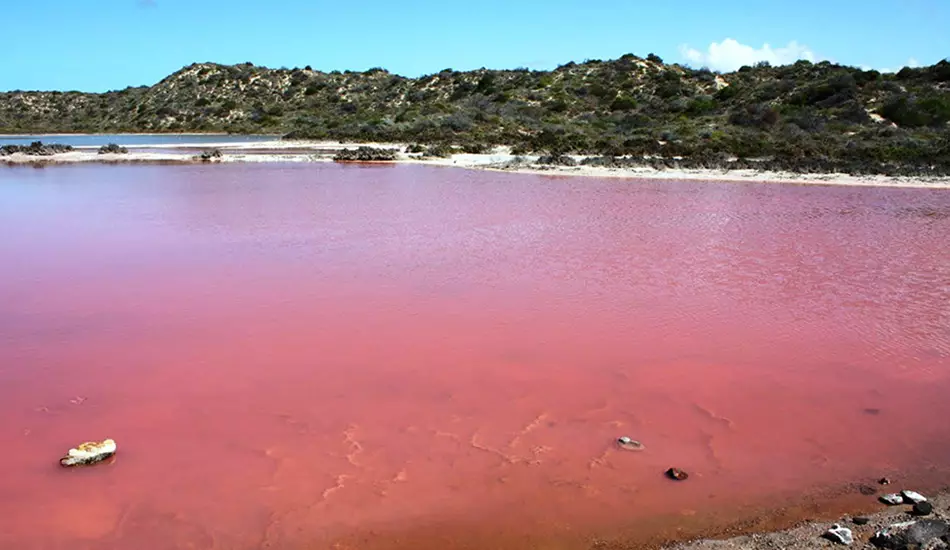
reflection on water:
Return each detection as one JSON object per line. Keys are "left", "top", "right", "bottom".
{"left": 1, "top": 164, "right": 949, "bottom": 550}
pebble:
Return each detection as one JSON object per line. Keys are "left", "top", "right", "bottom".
{"left": 852, "top": 517, "right": 870, "bottom": 525}
{"left": 912, "top": 501, "right": 933, "bottom": 516}
{"left": 878, "top": 477, "right": 891, "bottom": 485}
{"left": 880, "top": 493, "right": 904, "bottom": 505}
{"left": 823, "top": 524, "right": 854, "bottom": 545}
{"left": 666, "top": 467, "right": 689, "bottom": 481}
{"left": 901, "top": 490, "right": 927, "bottom": 503}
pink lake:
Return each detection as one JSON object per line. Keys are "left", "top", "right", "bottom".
{"left": 1, "top": 163, "right": 949, "bottom": 549}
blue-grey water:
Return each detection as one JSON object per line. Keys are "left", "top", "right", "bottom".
{"left": 0, "top": 134, "right": 275, "bottom": 147}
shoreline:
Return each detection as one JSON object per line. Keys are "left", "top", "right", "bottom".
{"left": 663, "top": 490, "right": 950, "bottom": 549}
{"left": 3, "top": 140, "right": 950, "bottom": 190}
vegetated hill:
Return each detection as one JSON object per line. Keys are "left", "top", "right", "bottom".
{"left": 2, "top": 54, "right": 950, "bottom": 174}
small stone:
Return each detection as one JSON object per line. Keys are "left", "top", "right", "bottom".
{"left": 666, "top": 467, "right": 688, "bottom": 481}
{"left": 60, "top": 439, "right": 116, "bottom": 467}
{"left": 880, "top": 493, "right": 904, "bottom": 505}
{"left": 901, "top": 490, "right": 927, "bottom": 504}
{"left": 878, "top": 477, "right": 891, "bottom": 485}
{"left": 912, "top": 501, "right": 933, "bottom": 516}
{"left": 853, "top": 517, "right": 871, "bottom": 525}
{"left": 616, "top": 437, "right": 645, "bottom": 451}
{"left": 823, "top": 524, "right": 854, "bottom": 545}
{"left": 858, "top": 484, "right": 877, "bottom": 496}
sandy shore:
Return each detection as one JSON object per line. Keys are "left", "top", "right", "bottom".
{"left": 3, "top": 140, "right": 950, "bottom": 189}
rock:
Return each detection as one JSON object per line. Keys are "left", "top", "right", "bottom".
{"left": 823, "top": 524, "right": 854, "bottom": 545}
{"left": 912, "top": 501, "right": 933, "bottom": 516}
{"left": 858, "top": 484, "right": 877, "bottom": 495}
{"left": 616, "top": 436, "right": 645, "bottom": 451}
{"left": 853, "top": 517, "right": 871, "bottom": 525}
{"left": 901, "top": 490, "right": 927, "bottom": 503}
{"left": 666, "top": 467, "right": 688, "bottom": 481}
{"left": 907, "top": 519, "right": 949, "bottom": 545}
{"left": 97, "top": 143, "right": 128, "bottom": 155}
{"left": 878, "top": 477, "right": 891, "bottom": 485}
{"left": 870, "top": 519, "right": 949, "bottom": 549}
{"left": 60, "top": 439, "right": 116, "bottom": 467}
{"left": 880, "top": 493, "right": 904, "bottom": 505}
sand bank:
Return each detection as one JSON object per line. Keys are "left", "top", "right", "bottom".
{"left": 3, "top": 140, "right": 950, "bottom": 189}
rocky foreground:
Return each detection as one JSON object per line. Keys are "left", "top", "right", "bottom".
{"left": 666, "top": 491, "right": 949, "bottom": 550}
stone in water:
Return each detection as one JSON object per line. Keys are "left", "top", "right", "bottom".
{"left": 666, "top": 467, "right": 689, "bottom": 481}
{"left": 616, "top": 436, "right": 645, "bottom": 451}
{"left": 60, "top": 439, "right": 116, "bottom": 467}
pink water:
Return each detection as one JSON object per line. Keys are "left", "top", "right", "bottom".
{"left": 1, "top": 164, "right": 949, "bottom": 549}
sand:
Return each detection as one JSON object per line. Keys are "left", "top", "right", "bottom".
{"left": 3, "top": 141, "right": 949, "bottom": 189}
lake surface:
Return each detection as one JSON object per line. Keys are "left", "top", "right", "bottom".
{"left": 0, "top": 134, "right": 275, "bottom": 147}
{"left": 1, "top": 164, "right": 949, "bottom": 550}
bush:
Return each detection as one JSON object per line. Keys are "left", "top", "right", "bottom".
{"left": 423, "top": 144, "right": 453, "bottom": 158}
{"left": 536, "top": 153, "right": 577, "bottom": 166}
{"left": 610, "top": 95, "right": 637, "bottom": 111}
{"left": 879, "top": 94, "right": 950, "bottom": 127}
{"left": 98, "top": 143, "right": 128, "bottom": 154}
{"left": 0, "top": 141, "right": 73, "bottom": 156}
{"left": 333, "top": 146, "right": 397, "bottom": 162}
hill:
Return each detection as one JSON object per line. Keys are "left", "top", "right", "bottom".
{"left": 2, "top": 54, "right": 950, "bottom": 175}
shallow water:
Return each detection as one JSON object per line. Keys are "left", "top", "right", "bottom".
{"left": 1, "top": 164, "right": 949, "bottom": 550}
{"left": 0, "top": 134, "right": 274, "bottom": 147}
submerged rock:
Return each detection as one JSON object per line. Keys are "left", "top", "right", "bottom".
{"left": 60, "top": 439, "right": 116, "bottom": 467}
{"left": 901, "top": 490, "right": 927, "bottom": 503}
{"left": 823, "top": 524, "right": 854, "bottom": 545}
{"left": 853, "top": 517, "right": 871, "bottom": 525}
{"left": 616, "top": 436, "right": 645, "bottom": 451}
{"left": 880, "top": 493, "right": 904, "bottom": 505}
{"left": 665, "top": 467, "right": 689, "bottom": 481}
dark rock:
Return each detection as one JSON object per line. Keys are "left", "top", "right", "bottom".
{"left": 665, "top": 467, "right": 688, "bottom": 481}
{"left": 912, "top": 501, "right": 933, "bottom": 516}
{"left": 98, "top": 143, "right": 128, "bottom": 155}
{"left": 859, "top": 484, "right": 878, "bottom": 495}
{"left": 879, "top": 477, "right": 891, "bottom": 485}
{"left": 195, "top": 149, "right": 224, "bottom": 162}
{"left": 853, "top": 517, "right": 871, "bottom": 525}
{"left": 0, "top": 141, "right": 73, "bottom": 156}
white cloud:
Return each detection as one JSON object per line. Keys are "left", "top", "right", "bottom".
{"left": 874, "top": 58, "right": 923, "bottom": 74}
{"left": 679, "top": 38, "right": 817, "bottom": 72}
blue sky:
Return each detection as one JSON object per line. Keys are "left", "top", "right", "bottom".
{"left": 2, "top": 0, "right": 948, "bottom": 92}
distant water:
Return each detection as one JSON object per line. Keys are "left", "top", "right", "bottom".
{"left": 1, "top": 163, "right": 949, "bottom": 550}
{"left": 0, "top": 134, "right": 275, "bottom": 147}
